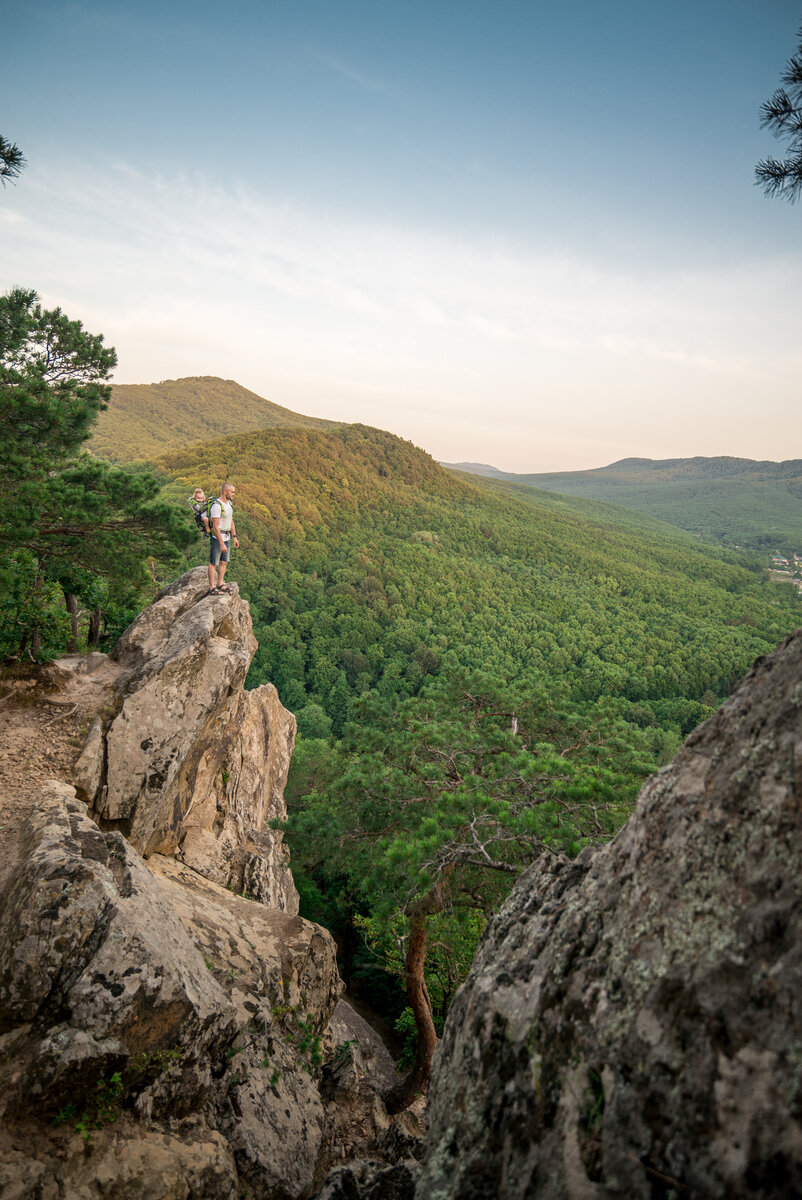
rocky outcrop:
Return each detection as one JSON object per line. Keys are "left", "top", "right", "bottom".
{"left": 0, "top": 783, "right": 239, "bottom": 1115}
{"left": 74, "top": 567, "right": 298, "bottom": 912}
{"left": 0, "top": 568, "right": 420, "bottom": 1199}
{"left": 0, "top": 780, "right": 341, "bottom": 1198}
{"left": 418, "top": 629, "right": 802, "bottom": 1199}
{"left": 0, "top": 571, "right": 354, "bottom": 1198}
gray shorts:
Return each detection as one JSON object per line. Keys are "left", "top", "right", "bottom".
{"left": 210, "top": 535, "right": 230, "bottom": 565}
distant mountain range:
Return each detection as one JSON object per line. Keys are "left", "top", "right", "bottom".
{"left": 442, "top": 457, "right": 802, "bottom": 555}
{"left": 90, "top": 376, "right": 337, "bottom": 462}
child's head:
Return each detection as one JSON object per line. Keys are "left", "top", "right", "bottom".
{"left": 193, "top": 488, "right": 206, "bottom": 502}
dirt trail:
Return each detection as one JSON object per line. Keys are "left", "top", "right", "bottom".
{"left": 0, "top": 656, "right": 120, "bottom": 902}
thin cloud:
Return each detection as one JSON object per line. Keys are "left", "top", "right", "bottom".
{"left": 2, "top": 160, "right": 800, "bottom": 469}
{"left": 305, "top": 48, "right": 390, "bottom": 93}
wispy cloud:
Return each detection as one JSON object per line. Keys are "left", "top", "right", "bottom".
{"left": 2, "top": 160, "right": 800, "bottom": 469}
{"left": 305, "top": 48, "right": 390, "bottom": 93}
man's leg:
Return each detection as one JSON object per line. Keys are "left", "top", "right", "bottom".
{"left": 216, "top": 539, "right": 231, "bottom": 588}
{"left": 209, "top": 536, "right": 222, "bottom": 591}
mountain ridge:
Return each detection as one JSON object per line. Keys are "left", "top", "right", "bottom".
{"left": 153, "top": 421, "right": 802, "bottom": 725}
{"left": 444, "top": 454, "right": 802, "bottom": 483}
{"left": 90, "top": 375, "right": 339, "bottom": 462}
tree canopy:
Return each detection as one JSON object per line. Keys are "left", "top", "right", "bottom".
{"left": 288, "top": 669, "right": 658, "bottom": 1105}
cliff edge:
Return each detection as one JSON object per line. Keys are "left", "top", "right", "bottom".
{"left": 417, "top": 628, "right": 802, "bottom": 1199}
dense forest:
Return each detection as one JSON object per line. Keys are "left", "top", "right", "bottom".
{"left": 0, "top": 291, "right": 191, "bottom": 662}
{"left": 448, "top": 455, "right": 802, "bottom": 557}
{"left": 161, "top": 426, "right": 798, "bottom": 726}
{"left": 156, "top": 421, "right": 802, "bottom": 1065}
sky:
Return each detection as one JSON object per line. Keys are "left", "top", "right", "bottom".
{"left": 2, "top": 0, "right": 801, "bottom": 471}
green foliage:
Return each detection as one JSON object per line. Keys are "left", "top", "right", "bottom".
{"left": 393, "top": 1007, "right": 420, "bottom": 1070}
{"left": 128, "top": 1047, "right": 183, "bottom": 1080}
{"left": 360, "top": 905, "right": 486, "bottom": 1023}
{"left": 332, "top": 1039, "right": 358, "bottom": 1068}
{"left": 0, "top": 135, "right": 26, "bottom": 184}
{"left": 0, "top": 287, "right": 115, "bottom": 483}
{"left": 269, "top": 1005, "right": 324, "bottom": 1071}
{"left": 53, "top": 1070, "right": 124, "bottom": 1146}
{"left": 0, "top": 289, "right": 192, "bottom": 660}
{"left": 159, "top": 425, "right": 800, "bottom": 731}
{"left": 287, "top": 669, "right": 662, "bottom": 1017}
{"left": 461, "top": 457, "right": 802, "bottom": 558}
{"left": 0, "top": 552, "right": 72, "bottom": 661}
{"left": 296, "top": 702, "right": 333, "bottom": 740}
{"left": 756, "top": 27, "right": 802, "bottom": 202}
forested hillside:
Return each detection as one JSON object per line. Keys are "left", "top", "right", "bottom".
{"left": 162, "top": 428, "right": 799, "bottom": 721}
{"left": 90, "top": 375, "right": 337, "bottom": 461}
{"left": 445, "top": 455, "right": 802, "bottom": 556}
{"left": 157, "top": 422, "right": 802, "bottom": 1056}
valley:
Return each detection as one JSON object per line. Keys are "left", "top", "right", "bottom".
{"left": 443, "top": 454, "right": 802, "bottom": 560}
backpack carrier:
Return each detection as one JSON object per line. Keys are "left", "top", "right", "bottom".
{"left": 189, "top": 497, "right": 210, "bottom": 536}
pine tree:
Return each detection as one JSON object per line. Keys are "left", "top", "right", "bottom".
{"left": 756, "top": 27, "right": 802, "bottom": 201}
{"left": 0, "top": 289, "right": 191, "bottom": 658}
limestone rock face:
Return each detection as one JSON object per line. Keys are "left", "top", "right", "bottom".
{"left": 316, "top": 1159, "right": 420, "bottom": 1200}
{"left": 82, "top": 567, "right": 298, "bottom": 913}
{"left": 0, "top": 569, "right": 419, "bottom": 1199}
{"left": 0, "top": 782, "right": 240, "bottom": 1122}
{"left": 0, "top": 782, "right": 342, "bottom": 1199}
{"left": 149, "top": 856, "right": 342, "bottom": 1033}
{"left": 418, "top": 629, "right": 802, "bottom": 1200}
{"left": 0, "top": 1128, "right": 240, "bottom": 1200}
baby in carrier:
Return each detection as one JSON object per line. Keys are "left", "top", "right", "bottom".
{"left": 189, "top": 488, "right": 211, "bottom": 536}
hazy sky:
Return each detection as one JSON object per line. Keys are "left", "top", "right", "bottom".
{"left": 3, "top": 0, "right": 801, "bottom": 470}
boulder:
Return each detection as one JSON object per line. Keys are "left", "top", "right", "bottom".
{"left": 148, "top": 856, "right": 341, "bottom": 1032}
{"left": 0, "top": 1126, "right": 239, "bottom": 1200}
{"left": 317, "top": 1001, "right": 424, "bottom": 1173}
{"left": 418, "top": 629, "right": 802, "bottom": 1200}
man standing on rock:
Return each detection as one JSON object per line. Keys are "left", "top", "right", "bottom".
{"left": 208, "top": 482, "right": 239, "bottom": 595}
